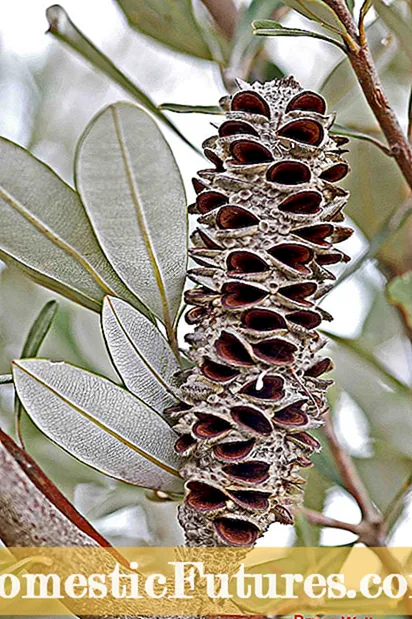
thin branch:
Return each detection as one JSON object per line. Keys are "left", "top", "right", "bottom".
{"left": 323, "top": 415, "right": 383, "bottom": 527}
{"left": 200, "top": 0, "right": 238, "bottom": 39}
{"left": 299, "top": 506, "right": 361, "bottom": 535}
{"left": 323, "top": 0, "right": 412, "bottom": 192}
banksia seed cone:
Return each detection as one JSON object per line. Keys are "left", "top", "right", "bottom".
{"left": 168, "top": 76, "right": 352, "bottom": 547}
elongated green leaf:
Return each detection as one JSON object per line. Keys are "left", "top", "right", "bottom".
{"left": 46, "top": 5, "right": 196, "bottom": 152}
{"left": 20, "top": 301, "right": 58, "bottom": 359}
{"left": 15, "top": 300, "right": 59, "bottom": 442}
{"left": 75, "top": 102, "right": 187, "bottom": 328}
{"left": 252, "top": 19, "right": 345, "bottom": 49}
{"left": 114, "top": 0, "right": 213, "bottom": 60}
{"left": 387, "top": 271, "right": 412, "bottom": 328}
{"left": 331, "top": 122, "right": 391, "bottom": 154}
{"left": 331, "top": 342, "right": 412, "bottom": 459}
{"left": 102, "top": 296, "right": 179, "bottom": 412}
{"left": 0, "top": 138, "right": 146, "bottom": 315}
{"left": 12, "top": 359, "right": 183, "bottom": 493}
{"left": 231, "top": 0, "right": 284, "bottom": 73}
{"left": 262, "top": 0, "right": 347, "bottom": 33}
{"left": 374, "top": 0, "right": 412, "bottom": 66}
{"left": 158, "top": 103, "right": 222, "bottom": 114}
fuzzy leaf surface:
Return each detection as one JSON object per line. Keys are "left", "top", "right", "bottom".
{"left": 76, "top": 103, "right": 187, "bottom": 325}
{"left": 13, "top": 359, "right": 183, "bottom": 493}
{"left": 102, "top": 296, "right": 179, "bottom": 412}
{"left": 0, "top": 138, "right": 144, "bottom": 314}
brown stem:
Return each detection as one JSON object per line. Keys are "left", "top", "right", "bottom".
{"left": 323, "top": 415, "right": 382, "bottom": 525}
{"left": 200, "top": 0, "right": 238, "bottom": 39}
{"left": 323, "top": 0, "right": 412, "bottom": 191}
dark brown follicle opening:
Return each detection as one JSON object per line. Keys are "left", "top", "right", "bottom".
{"left": 320, "top": 162, "right": 349, "bottom": 182}
{"left": 197, "top": 190, "right": 228, "bottom": 214}
{"left": 278, "top": 190, "right": 322, "bottom": 215}
{"left": 222, "top": 282, "right": 268, "bottom": 309}
{"left": 192, "top": 178, "right": 208, "bottom": 194}
{"left": 267, "top": 161, "right": 311, "bottom": 185}
{"left": 286, "top": 310, "right": 322, "bottom": 329}
{"left": 288, "top": 431, "right": 321, "bottom": 452}
{"left": 241, "top": 308, "right": 287, "bottom": 331}
{"left": 273, "top": 504, "right": 294, "bottom": 525}
{"left": 293, "top": 224, "right": 333, "bottom": 246}
{"left": 278, "top": 282, "right": 317, "bottom": 305}
{"left": 219, "top": 120, "right": 259, "bottom": 138}
{"left": 201, "top": 358, "right": 239, "bottom": 382}
{"left": 231, "top": 406, "right": 273, "bottom": 435}
{"left": 215, "top": 331, "right": 254, "bottom": 367}
{"left": 214, "top": 517, "right": 260, "bottom": 546}
{"left": 240, "top": 375, "right": 284, "bottom": 401}
{"left": 228, "top": 490, "right": 270, "bottom": 510}
{"left": 231, "top": 90, "right": 271, "bottom": 119}
{"left": 253, "top": 338, "right": 297, "bottom": 365}
{"left": 274, "top": 401, "right": 309, "bottom": 427}
{"left": 175, "top": 434, "right": 196, "bottom": 454}
{"left": 227, "top": 250, "right": 269, "bottom": 275}
{"left": 193, "top": 414, "right": 232, "bottom": 439}
{"left": 316, "top": 252, "right": 342, "bottom": 265}
{"left": 279, "top": 119, "right": 324, "bottom": 147}
{"left": 304, "top": 357, "right": 333, "bottom": 377}
{"left": 230, "top": 140, "right": 273, "bottom": 165}
{"left": 268, "top": 243, "right": 313, "bottom": 274}
{"left": 223, "top": 461, "right": 270, "bottom": 483}
{"left": 186, "top": 481, "right": 227, "bottom": 511}
{"left": 217, "top": 205, "right": 259, "bottom": 230}
{"left": 286, "top": 91, "right": 326, "bottom": 115}
{"left": 204, "top": 148, "right": 224, "bottom": 171}
{"left": 197, "top": 229, "right": 223, "bottom": 250}
{"left": 213, "top": 439, "right": 255, "bottom": 461}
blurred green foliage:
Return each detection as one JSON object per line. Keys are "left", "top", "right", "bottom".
{"left": 0, "top": 0, "right": 411, "bottom": 550}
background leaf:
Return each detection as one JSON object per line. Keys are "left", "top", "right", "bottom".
{"left": 114, "top": 0, "right": 214, "bottom": 60}
{"left": 387, "top": 271, "right": 412, "bottom": 327}
{"left": 0, "top": 138, "right": 146, "bottom": 314}
{"left": 14, "top": 300, "right": 59, "bottom": 444}
{"left": 102, "top": 296, "right": 179, "bottom": 413}
{"left": 46, "top": 4, "right": 196, "bottom": 151}
{"left": 75, "top": 102, "right": 187, "bottom": 329}
{"left": 13, "top": 359, "right": 183, "bottom": 493}
{"left": 253, "top": 19, "right": 345, "bottom": 48}
{"left": 273, "top": 0, "right": 347, "bottom": 33}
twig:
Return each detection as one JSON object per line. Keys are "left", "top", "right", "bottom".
{"left": 200, "top": 0, "right": 238, "bottom": 39}
{"left": 323, "top": 416, "right": 383, "bottom": 529}
{"left": 322, "top": 0, "right": 412, "bottom": 192}
{"left": 299, "top": 506, "right": 361, "bottom": 535}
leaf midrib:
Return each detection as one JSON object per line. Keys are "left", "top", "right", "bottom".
{"left": 0, "top": 184, "right": 116, "bottom": 296}
{"left": 106, "top": 297, "right": 177, "bottom": 396}
{"left": 13, "top": 361, "right": 180, "bottom": 478}
{"left": 110, "top": 106, "right": 173, "bottom": 328}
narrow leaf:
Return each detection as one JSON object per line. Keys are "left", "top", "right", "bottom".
{"left": 387, "top": 271, "right": 412, "bottom": 328}
{"left": 0, "top": 374, "right": 13, "bottom": 385}
{"left": 75, "top": 102, "right": 188, "bottom": 331}
{"left": 102, "top": 296, "right": 179, "bottom": 412}
{"left": 15, "top": 300, "right": 59, "bottom": 445}
{"left": 13, "top": 359, "right": 183, "bottom": 492}
{"left": 114, "top": 0, "right": 214, "bottom": 60}
{"left": 0, "top": 138, "right": 147, "bottom": 315}
{"left": 252, "top": 20, "right": 346, "bottom": 49}
{"left": 331, "top": 123, "right": 391, "bottom": 155}
{"left": 255, "top": 0, "right": 348, "bottom": 34}
{"left": 374, "top": 0, "right": 412, "bottom": 67}
{"left": 46, "top": 5, "right": 197, "bottom": 152}
{"left": 158, "top": 103, "right": 222, "bottom": 114}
